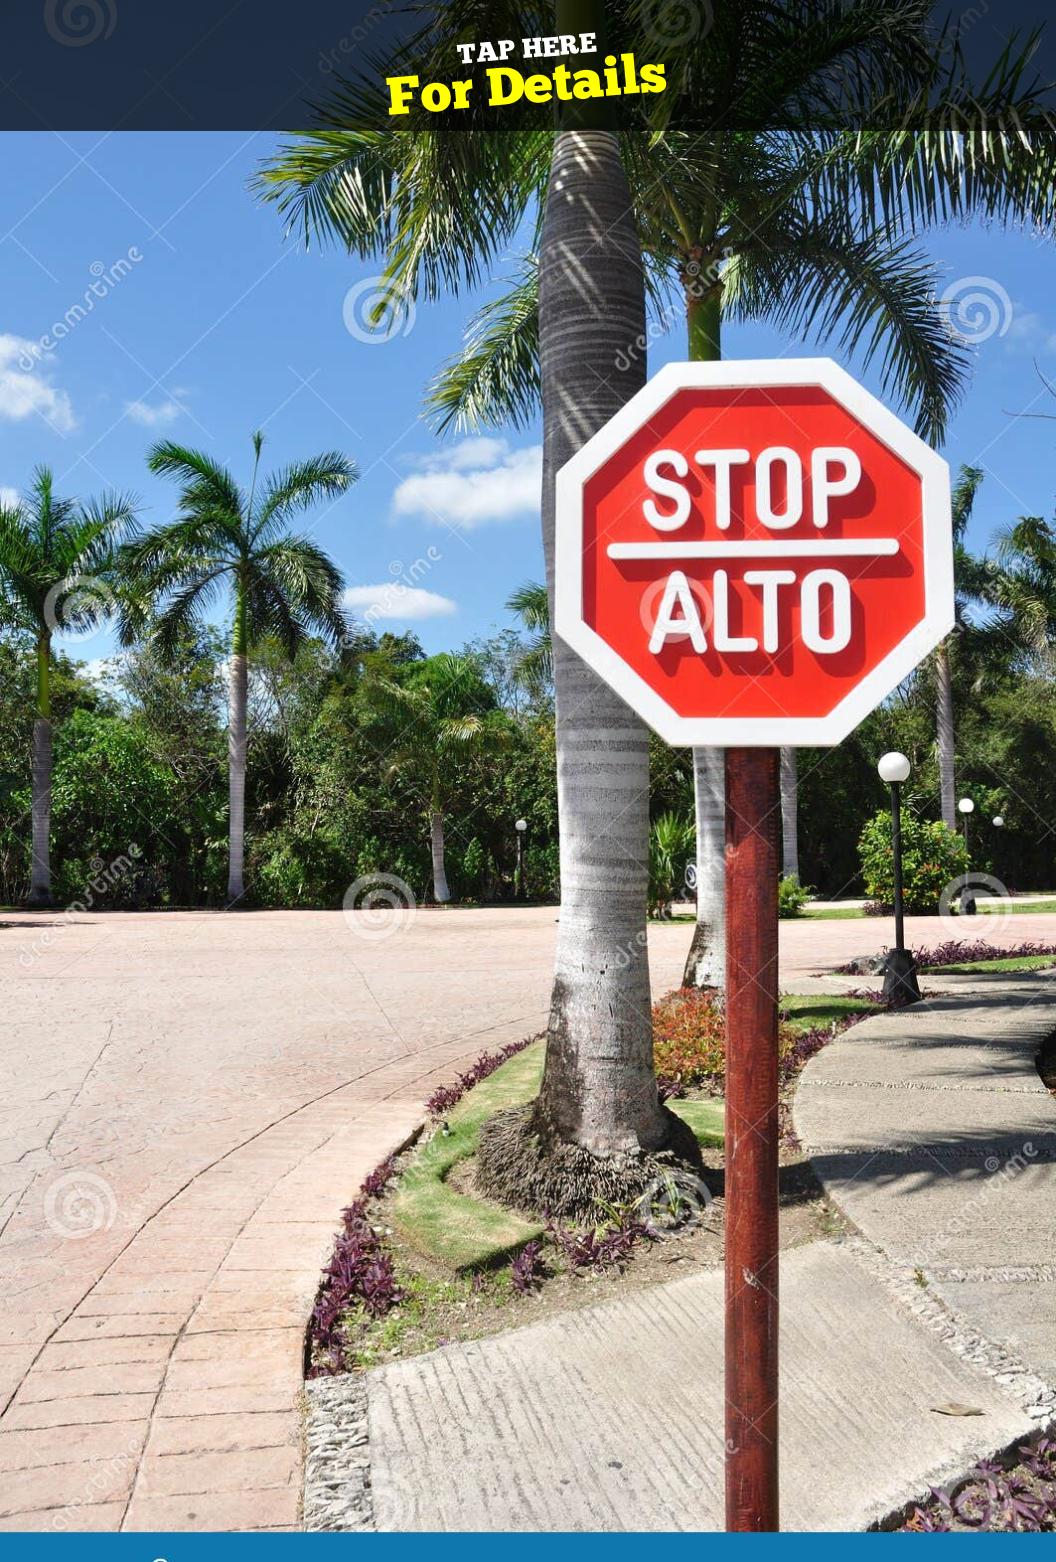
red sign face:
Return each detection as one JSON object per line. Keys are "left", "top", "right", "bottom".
{"left": 555, "top": 360, "right": 953, "bottom": 747}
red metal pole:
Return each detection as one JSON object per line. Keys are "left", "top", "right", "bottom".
{"left": 724, "top": 746, "right": 780, "bottom": 1532}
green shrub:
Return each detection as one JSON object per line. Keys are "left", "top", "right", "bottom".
{"left": 778, "top": 874, "right": 810, "bottom": 918}
{"left": 858, "top": 809, "right": 968, "bottom": 914}
{"left": 649, "top": 812, "right": 694, "bottom": 917}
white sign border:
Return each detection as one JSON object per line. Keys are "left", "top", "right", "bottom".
{"left": 555, "top": 357, "right": 953, "bottom": 747}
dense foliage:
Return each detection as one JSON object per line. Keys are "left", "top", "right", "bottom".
{"left": 2, "top": 595, "right": 1056, "bottom": 909}
{"left": 858, "top": 809, "right": 970, "bottom": 914}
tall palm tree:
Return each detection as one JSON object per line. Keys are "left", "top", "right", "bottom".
{"left": 934, "top": 466, "right": 985, "bottom": 825}
{"left": 477, "top": 123, "right": 702, "bottom": 1213}
{"left": 256, "top": 2, "right": 1056, "bottom": 1197}
{"left": 122, "top": 435, "right": 357, "bottom": 903}
{"left": 0, "top": 470, "right": 138, "bottom": 905}
{"left": 365, "top": 651, "right": 510, "bottom": 902}
{"left": 506, "top": 580, "right": 553, "bottom": 702}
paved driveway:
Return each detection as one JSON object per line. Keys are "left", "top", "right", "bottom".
{"left": 1, "top": 904, "right": 1053, "bottom": 1529}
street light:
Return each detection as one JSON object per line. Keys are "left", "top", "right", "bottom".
{"left": 515, "top": 818, "right": 527, "bottom": 901}
{"left": 877, "top": 752, "right": 921, "bottom": 1006}
{"left": 993, "top": 815, "right": 1004, "bottom": 828}
{"left": 958, "top": 797, "right": 976, "bottom": 915}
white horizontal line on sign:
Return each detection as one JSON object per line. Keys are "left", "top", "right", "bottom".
{"left": 607, "top": 538, "right": 900, "bottom": 559}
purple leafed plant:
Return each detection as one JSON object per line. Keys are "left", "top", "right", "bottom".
{"left": 899, "top": 1432, "right": 1056, "bottom": 1532}
{"left": 307, "top": 1155, "right": 408, "bottom": 1375}
{"left": 546, "top": 1213, "right": 645, "bottom": 1271}
{"left": 913, "top": 938, "right": 1056, "bottom": 970}
{"left": 509, "top": 1239, "right": 545, "bottom": 1294}
{"left": 425, "top": 1036, "right": 536, "bottom": 1118}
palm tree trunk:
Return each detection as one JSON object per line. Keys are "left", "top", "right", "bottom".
{"left": 27, "top": 634, "right": 52, "bottom": 907}
{"left": 780, "top": 747, "right": 800, "bottom": 880}
{"left": 683, "top": 747, "right": 726, "bottom": 987}
{"left": 935, "top": 639, "right": 956, "bottom": 829}
{"left": 429, "top": 810, "right": 451, "bottom": 904}
{"left": 227, "top": 598, "right": 248, "bottom": 903}
{"left": 682, "top": 280, "right": 728, "bottom": 987}
{"left": 476, "top": 126, "right": 699, "bottom": 1215}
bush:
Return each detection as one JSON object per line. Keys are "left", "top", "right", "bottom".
{"left": 778, "top": 874, "right": 810, "bottom": 918}
{"left": 858, "top": 809, "right": 968, "bottom": 915}
{"left": 651, "top": 988, "right": 864, "bottom": 1098}
{"left": 649, "top": 812, "right": 694, "bottom": 918}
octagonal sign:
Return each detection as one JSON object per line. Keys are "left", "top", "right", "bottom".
{"left": 555, "top": 358, "right": 953, "bottom": 746}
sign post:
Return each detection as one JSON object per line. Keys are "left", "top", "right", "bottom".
{"left": 555, "top": 358, "right": 953, "bottom": 1531}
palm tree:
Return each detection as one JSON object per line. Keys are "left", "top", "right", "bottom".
{"left": 0, "top": 470, "right": 138, "bottom": 905}
{"left": 364, "top": 651, "right": 509, "bottom": 903}
{"left": 506, "top": 580, "right": 553, "bottom": 702}
{"left": 256, "top": 2, "right": 1056, "bottom": 1200}
{"left": 934, "top": 466, "right": 986, "bottom": 825}
{"left": 122, "top": 435, "right": 357, "bottom": 903}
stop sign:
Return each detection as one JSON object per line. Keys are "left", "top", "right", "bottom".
{"left": 555, "top": 358, "right": 953, "bottom": 745}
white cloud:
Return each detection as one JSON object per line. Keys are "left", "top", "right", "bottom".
{"left": 343, "top": 583, "right": 457, "bottom": 622}
{"left": 125, "top": 397, "right": 183, "bottom": 428}
{"left": 1005, "top": 310, "right": 1056, "bottom": 353}
{"left": 392, "top": 438, "right": 541, "bottom": 528}
{"left": 0, "top": 334, "right": 75, "bottom": 433}
{"left": 76, "top": 657, "right": 116, "bottom": 686}
{"left": 0, "top": 486, "right": 19, "bottom": 509}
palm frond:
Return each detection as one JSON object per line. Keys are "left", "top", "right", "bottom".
{"left": 427, "top": 260, "right": 540, "bottom": 433}
{"left": 726, "top": 221, "right": 969, "bottom": 442}
{"left": 252, "top": 452, "right": 359, "bottom": 536}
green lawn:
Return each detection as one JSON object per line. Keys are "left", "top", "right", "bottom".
{"left": 780, "top": 993, "right": 881, "bottom": 1028}
{"left": 395, "top": 1041, "right": 725, "bottom": 1273}
{"left": 394, "top": 995, "right": 876, "bottom": 1274}
{"left": 979, "top": 899, "right": 1056, "bottom": 915}
{"left": 801, "top": 905, "right": 866, "bottom": 920}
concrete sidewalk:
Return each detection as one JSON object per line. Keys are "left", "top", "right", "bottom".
{"left": 795, "top": 973, "right": 1056, "bottom": 1391}
{"left": 322, "top": 975, "right": 1056, "bottom": 1532}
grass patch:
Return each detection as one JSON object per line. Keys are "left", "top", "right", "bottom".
{"left": 394, "top": 1045, "right": 546, "bottom": 1271}
{"left": 801, "top": 905, "right": 865, "bottom": 919}
{"left": 930, "top": 953, "right": 1056, "bottom": 974}
{"left": 394, "top": 1040, "right": 725, "bottom": 1274}
{"left": 780, "top": 993, "right": 881, "bottom": 1029}
{"left": 979, "top": 899, "right": 1056, "bottom": 915}
{"left": 668, "top": 1096, "right": 724, "bottom": 1146}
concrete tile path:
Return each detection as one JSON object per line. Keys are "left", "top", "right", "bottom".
{"left": 795, "top": 972, "right": 1056, "bottom": 1386}
{"left": 363, "top": 1241, "right": 1037, "bottom": 1532}
{"left": 357, "top": 970, "right": 1056, "bottom": 1533}
{"left": 1, "top": 905, "right": 1053, "bottom": 1530}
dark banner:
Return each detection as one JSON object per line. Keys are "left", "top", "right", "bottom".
{"left": 1, "top": 0, "right": 1055, "bottom": 130}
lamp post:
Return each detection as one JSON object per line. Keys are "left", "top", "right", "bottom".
{"left": 958, "top": 797, "right": 976, "bottom": 914}
{"left": 877, "top": 752, "right": 921, "bottom": 1006}
{"left": 515, "top": 818, "right": 527, "bottom": 901}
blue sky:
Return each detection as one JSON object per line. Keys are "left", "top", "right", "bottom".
{"left": 2, "top": 130, "right": 1055, "bottom": 671}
